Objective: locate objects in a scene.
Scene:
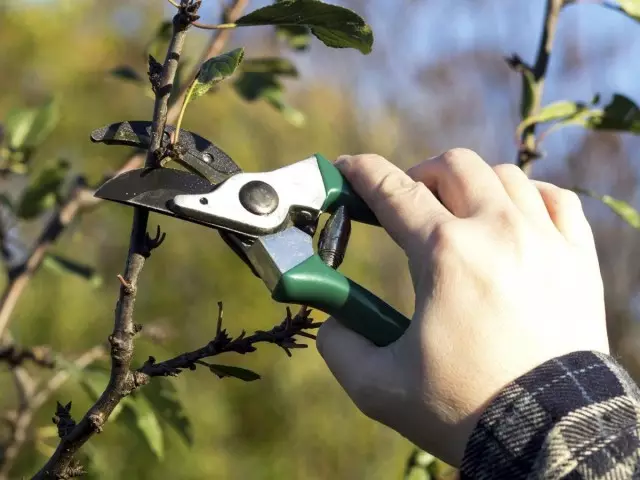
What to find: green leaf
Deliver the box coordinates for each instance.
[576,188,640,229]
[242,58,299,76]
[121,393,164,459]
[517,101,589,135]
[4,98,59,152]
[208,364,261,381]
[234,59,305,126]
[42,254,103,287]
[24,97,60,149]
[586,94,640,133]
[236,0,374,54]
[189,48,245,101]
[618,0,640,21]
[140,379,193,446]
[110,66,144,84]
[16,159,70,219]
[5,108,36,150]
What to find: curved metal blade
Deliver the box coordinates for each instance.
[94,167,258,275]
[90,121,241,184]
[94,168,218,226]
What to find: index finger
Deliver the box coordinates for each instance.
[336,154,452,251]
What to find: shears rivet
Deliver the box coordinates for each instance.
[239,180,279,216]
[202,153,213,164]
[200,197,208,205]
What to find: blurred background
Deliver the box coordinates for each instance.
[1,0,640,478]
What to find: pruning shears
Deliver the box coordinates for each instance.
[91,121,411,347]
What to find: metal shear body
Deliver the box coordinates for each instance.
[92,122,410,346]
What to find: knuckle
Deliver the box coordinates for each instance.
[372,171,422,205]
[347,153,385,170]
[553,189,583,211]
[428,220,465,256]
[439,148,484,171]
[493,163,524,178]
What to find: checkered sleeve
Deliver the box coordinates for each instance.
[460,351,640,479]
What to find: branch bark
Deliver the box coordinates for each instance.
[516,0,565,176]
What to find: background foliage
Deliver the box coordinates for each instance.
[1,0,640,479]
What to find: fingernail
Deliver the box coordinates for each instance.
[335,155,351,169]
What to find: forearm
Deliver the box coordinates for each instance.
[461,351,640,479]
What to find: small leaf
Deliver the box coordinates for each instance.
[121,393,164,459]
[140,379,193,446]
[517,101,589,135]
[576,188,640,229]
[208,364,261,381]
[110,66,144,84]
[234,59,305,126]
[587,94,640,133]
[618,0,640,22]
[16,159,69,219]
[189,48,245,101]
[5,108,36,150]
[236,0,374,54]
[24,97,60,149]
[42,254,103,287]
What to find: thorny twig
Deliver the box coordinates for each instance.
[0,344,55,369]
[136,305,320,380]
[514,0,566,175]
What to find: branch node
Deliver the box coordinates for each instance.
[147,54,164,96]
[88,413,104,434]
[117,274,135,295]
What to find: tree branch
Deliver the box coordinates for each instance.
[516,0,566,175]
[136,306,320,381]
[0,344,55,369]
[30,1,249,476]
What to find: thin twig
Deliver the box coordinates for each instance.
[516,0,566,175]
[0,344,55,368]
[192,21,237,30]
[136,307,320,380]
[166,0,250,120]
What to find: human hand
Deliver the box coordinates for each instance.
[316,149,609,466]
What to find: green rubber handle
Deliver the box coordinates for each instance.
[315,154,380,226]
[272,255,411,347]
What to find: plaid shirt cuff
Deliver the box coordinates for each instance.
[460,351,640,479]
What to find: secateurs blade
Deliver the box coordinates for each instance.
[93,127,411,347]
